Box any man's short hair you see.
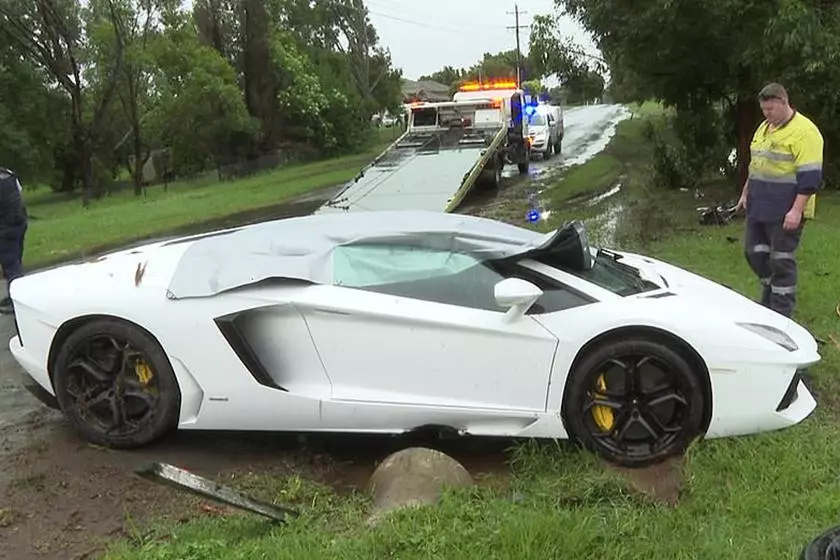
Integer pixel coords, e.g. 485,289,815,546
758,82,789,101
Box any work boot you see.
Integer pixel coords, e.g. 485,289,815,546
0,297,14,315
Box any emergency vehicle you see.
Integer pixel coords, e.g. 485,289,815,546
317,80,534,214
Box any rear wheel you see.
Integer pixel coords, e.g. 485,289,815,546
517,150,530,174
561,337,706,468
52,318,181,449
478,155,503,190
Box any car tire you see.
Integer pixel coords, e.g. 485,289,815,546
52,318,181,449
478,155,502,191
561,337,707,468
517,152,530,174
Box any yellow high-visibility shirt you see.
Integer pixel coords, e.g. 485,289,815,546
747,111,823,221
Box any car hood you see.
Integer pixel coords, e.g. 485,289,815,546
615,250,815,340
12,234,198,302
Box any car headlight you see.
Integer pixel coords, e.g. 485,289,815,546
737,322,799,352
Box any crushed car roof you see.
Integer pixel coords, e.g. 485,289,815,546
165,210,586,299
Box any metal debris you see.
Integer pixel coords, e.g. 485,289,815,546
134,462,299,523
697,201,739,226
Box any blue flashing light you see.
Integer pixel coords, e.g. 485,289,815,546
526,209,540,223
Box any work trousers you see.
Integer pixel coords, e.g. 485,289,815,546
0,223,27,292
744,218,803,318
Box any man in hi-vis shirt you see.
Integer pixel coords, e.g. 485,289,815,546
735,83,823,318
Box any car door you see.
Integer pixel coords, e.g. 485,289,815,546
297,243,559,412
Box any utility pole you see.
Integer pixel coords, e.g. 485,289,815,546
506,4,529,87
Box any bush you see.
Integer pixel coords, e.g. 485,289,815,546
644,102,733,191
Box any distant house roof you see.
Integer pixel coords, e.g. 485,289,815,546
401,79,451,102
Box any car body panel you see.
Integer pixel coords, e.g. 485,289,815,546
7,212,820,446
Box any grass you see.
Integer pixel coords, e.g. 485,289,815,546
98,102,840,559
19,127,401,269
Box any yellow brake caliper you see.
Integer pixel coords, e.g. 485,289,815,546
591,373,615,432
135,359,154,387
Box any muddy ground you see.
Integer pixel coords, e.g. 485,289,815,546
0,105,681,559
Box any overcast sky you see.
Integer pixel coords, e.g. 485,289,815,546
365,0,598,80
176,0,598,82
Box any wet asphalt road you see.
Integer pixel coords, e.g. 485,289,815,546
0,103,631,452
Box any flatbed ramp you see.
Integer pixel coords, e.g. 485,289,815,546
317,125,506,214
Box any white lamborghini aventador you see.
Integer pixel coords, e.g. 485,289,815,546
7,211,820,467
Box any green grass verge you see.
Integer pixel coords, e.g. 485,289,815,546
20,129,400,269
102,103,840,559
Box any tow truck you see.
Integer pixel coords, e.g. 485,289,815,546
317,80,534,214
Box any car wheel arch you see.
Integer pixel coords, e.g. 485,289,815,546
561,325,713,437
47,313,169,385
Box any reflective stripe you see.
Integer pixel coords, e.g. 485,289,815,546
771,251,796,260
751,149,795,162
760,277,771,286
748,114,824,213
797,162,822,172
751,244,771,253
748,172,797,184
771,285,796,295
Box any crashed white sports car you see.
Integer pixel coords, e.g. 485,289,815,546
8,211,819,467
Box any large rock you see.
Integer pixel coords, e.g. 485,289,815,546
367,447,474,520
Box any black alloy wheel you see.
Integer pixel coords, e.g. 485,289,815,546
53,318,181,449
562,337,707,468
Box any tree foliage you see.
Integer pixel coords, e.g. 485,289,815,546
534,0,840,188
0,0,402,199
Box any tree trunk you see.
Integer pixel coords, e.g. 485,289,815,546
243,0,278,153
132,126,144,196
735,96,760,188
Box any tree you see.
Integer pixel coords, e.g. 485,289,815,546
0,36,66,183
148,19,259,174
545,0,840,187
0,0,126,202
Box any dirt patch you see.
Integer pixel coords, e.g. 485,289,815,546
0,418,513,559
608,456,686,506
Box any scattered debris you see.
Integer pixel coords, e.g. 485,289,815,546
134,462,299,523
0,507,18,527
134,261,148,286
525,191,551,223
697,201,739,226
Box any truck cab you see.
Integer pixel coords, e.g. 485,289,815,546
451,81,532,174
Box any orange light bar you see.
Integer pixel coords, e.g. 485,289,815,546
458,80,518,92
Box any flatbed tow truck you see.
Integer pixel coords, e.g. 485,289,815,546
317,81,533,214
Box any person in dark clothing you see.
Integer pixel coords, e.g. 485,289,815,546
0,167,28,315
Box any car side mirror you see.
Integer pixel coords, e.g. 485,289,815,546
495,278,543,322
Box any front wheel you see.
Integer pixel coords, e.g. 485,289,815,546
52,318,182,449
561,337,707,468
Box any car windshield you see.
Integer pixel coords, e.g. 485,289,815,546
536,250,661,296
529,113,548,126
